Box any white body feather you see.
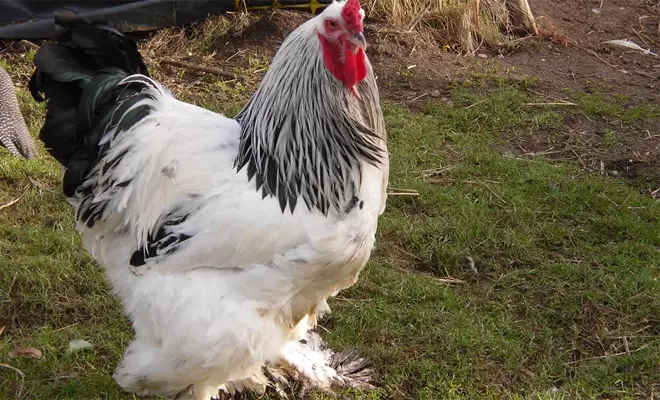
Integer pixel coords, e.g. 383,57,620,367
602,39,658,56
74,78,386,397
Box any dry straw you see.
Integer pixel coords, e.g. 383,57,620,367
363,0,536,54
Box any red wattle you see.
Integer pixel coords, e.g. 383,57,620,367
342,40,359,88
319,34,368,96
355,48,367,82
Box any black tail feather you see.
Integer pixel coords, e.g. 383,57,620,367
29,11,150,196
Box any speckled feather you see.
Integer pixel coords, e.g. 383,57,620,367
0,66,37,158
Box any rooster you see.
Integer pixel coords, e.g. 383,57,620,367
28,0,388,398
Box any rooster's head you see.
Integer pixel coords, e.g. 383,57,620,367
316,0,367,95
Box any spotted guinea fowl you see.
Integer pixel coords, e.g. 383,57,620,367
0,65,37,158
28,1,388,399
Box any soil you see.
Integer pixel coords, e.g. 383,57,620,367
513,0,659,100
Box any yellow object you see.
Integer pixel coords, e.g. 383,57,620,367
236,0,327,15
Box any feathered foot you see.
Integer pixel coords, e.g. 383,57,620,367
170,331,373,400
263,330,375,398
172,385,245,400
174,379,268,400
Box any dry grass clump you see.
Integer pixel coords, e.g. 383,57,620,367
141,0,533,61
363,0,527,53
138,12,256,63
135,11,262,100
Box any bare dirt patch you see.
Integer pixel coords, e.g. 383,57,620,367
508,0,659,100
498,0,660,183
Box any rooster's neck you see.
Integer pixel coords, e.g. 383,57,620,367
234,21,382,215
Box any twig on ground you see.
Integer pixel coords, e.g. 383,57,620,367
567,342,653,364
418,165,457,178
634,70,657,79
225,49,246,62
465,99,487,109
393,245,422,261
0,196,23,212
631,26,650,47
527,89,573,103
387,192,420,197
433,277,467,285
409,92,429,102
569,147,587,169
388,188,420,197
391,262,466,285
54,322,79,332
587,49,625,72
523,101,576,106
634,325,652,335
522,149,564,157
159,59,236,79
430,179,503,184
0,363,25,399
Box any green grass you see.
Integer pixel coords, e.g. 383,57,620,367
575,92,660,122
1,60,658,400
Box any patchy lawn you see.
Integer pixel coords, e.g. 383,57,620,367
1,6,659,398
1,64,658,399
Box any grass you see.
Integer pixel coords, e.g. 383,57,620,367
1,30,659,400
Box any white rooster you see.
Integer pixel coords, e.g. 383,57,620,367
28,0,389,398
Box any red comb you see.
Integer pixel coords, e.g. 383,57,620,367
341,0,363,32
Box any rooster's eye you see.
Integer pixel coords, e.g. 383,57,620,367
327,19,338,30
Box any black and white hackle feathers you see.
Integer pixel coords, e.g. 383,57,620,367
234,28,384,215
28,3,388,399
0,65,37,158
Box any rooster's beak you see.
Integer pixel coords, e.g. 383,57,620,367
348,32,367,52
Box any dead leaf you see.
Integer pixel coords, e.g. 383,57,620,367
67,339,94,354
8,347,42,359
0,326,5,337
